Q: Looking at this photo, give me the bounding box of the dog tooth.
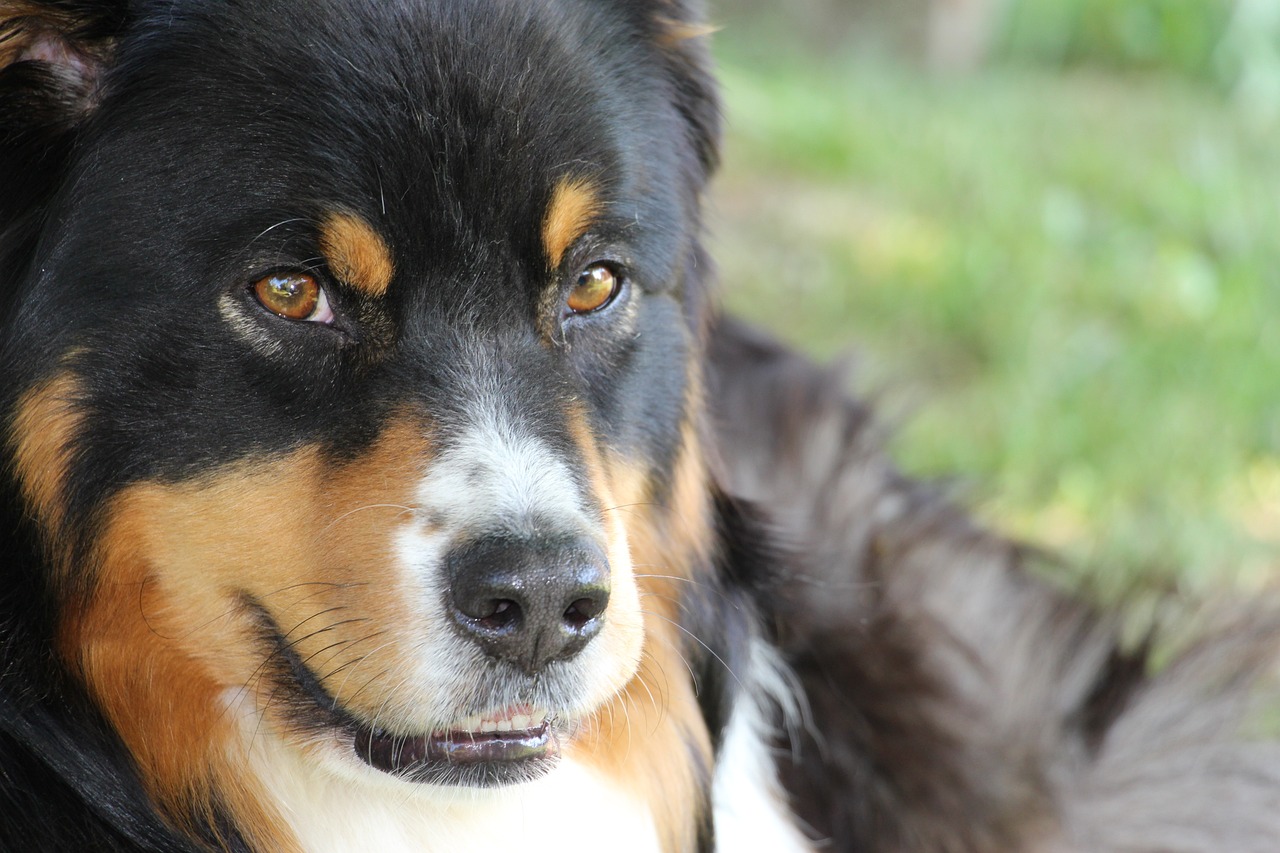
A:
[511,714,530,729]
[531,708,548,725]
[496,719,512,732]
[480,720,497,733]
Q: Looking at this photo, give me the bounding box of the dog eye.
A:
[567,263,619,314]
[251,272,334,323]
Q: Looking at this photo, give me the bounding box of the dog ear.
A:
[643,0,722,180]
[0,1,128,224]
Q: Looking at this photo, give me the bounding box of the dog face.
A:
[1,0,720,842]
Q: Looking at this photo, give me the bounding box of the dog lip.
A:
[346,706,563,785]
[352,715,562,786]
[354,718,557,776]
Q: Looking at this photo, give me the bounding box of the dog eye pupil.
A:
[253,273,320,320]
[567,264,617,314]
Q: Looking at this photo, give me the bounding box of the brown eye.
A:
[252,272,332,322]
[567,263,618,314]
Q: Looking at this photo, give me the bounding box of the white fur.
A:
[712,639,814,852]
[229,702,660,853]
[361,383,643,733]
[218,293,284,357]
[415,391,591,534]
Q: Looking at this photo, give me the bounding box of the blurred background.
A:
[707,0,1280,597]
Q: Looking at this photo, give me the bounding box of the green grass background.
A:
[708,2,1280,594]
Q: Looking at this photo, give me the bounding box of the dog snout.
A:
[447,535,611,673]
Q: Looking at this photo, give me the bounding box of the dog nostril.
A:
[476,599,521,632]
[563,595,605,631]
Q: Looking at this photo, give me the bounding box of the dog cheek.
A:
[57,422,438,813]
[569,424,717,852]
[57,486,290,848]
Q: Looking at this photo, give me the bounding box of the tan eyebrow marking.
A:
[542,178,601,269]
[318,212,395,298]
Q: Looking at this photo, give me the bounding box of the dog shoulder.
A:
[707,315,1280,852]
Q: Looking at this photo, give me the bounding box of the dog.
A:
[2,1,1279,851]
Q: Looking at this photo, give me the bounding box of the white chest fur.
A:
[711,640,815,853]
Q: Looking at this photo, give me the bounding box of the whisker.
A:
[323,503,418,533]
[282,606,352,639]
[641,622,699,686]
[641,609,744,690]
[600,501,658,514]
[316,630,387,682]
[617,689,634,764]
[250,217,307,245]
[631,570,720,593]
[337,637,401,708]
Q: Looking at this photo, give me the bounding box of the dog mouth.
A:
[352,705,561,786]
[245,600,567,787]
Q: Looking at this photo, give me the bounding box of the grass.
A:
[708,38,1280,595]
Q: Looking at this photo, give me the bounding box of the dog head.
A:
[1,0,721,843]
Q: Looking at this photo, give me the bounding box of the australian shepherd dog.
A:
[2,1,1279,850]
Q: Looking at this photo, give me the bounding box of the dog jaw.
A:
[225,684,663,853]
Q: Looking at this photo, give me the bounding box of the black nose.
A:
[447,535,610,673]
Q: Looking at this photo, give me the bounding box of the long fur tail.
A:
[707,317,1280,852]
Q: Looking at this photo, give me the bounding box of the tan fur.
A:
[59,417,435,849]
[0,3,115,94]
[575,424,717,852]
[9,371,81,538]
[0,3,64,67]
[542,178,600,269]
[565,403,621,521]
[59,519,294,851]
[318,212,396,298]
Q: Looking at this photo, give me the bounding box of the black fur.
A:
[709,319,1280,851]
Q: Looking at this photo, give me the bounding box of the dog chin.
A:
[224,626,642,793]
